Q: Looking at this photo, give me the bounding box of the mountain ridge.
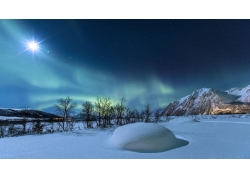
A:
[162,85,250,116]
[0,108,62,120]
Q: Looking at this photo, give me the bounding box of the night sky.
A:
[1,19,250,113]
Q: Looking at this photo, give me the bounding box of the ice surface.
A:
[108,122,188,153]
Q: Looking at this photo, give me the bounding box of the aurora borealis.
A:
[1,19,250,113]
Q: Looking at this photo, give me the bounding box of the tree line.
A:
[54,96,164,130]
[0,96,165,138]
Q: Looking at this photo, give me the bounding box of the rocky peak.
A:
[162,85,250,116]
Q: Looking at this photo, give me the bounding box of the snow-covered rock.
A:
[108,122,188,153]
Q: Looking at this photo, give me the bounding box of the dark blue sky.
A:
[0,19,250,113]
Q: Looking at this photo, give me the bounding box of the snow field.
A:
[0,115,250,158]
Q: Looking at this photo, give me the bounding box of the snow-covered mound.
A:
[108,122,188,153]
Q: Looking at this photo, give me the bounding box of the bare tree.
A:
[32,119,44,134]
[107,106,115,126]
[144,104,151,123]
[0,121,9,138]
[129,109,136,123]
[54,96,77,131]
[124,107,137,124]
[8,124,15,136]
[154,109,161,123]
[67,121,76,131]
[100,97,112,127]
[140,110,145,122]
[48,120,55,133]
[124,107,131,124]
[20,107,29,134]
[134,109,140,122]
[94,96,114,128]
[114,97,126,126]
[95,96,102,127]
[82,101,94,128]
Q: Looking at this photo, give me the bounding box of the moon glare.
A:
[28,41,39,51]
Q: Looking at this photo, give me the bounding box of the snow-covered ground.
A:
[0,115,250,159]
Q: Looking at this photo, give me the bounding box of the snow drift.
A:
[108,122,188,153]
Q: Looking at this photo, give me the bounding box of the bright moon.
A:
[28,41,39,51]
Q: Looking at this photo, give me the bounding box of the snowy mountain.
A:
[226,85,250,102]
[162,85,250,116]
[0,108,61,120]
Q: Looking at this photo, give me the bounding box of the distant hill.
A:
[162,85,250,116]
[0,108,62,120]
